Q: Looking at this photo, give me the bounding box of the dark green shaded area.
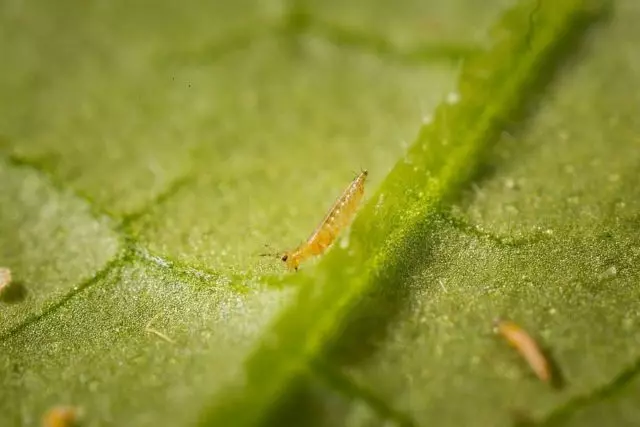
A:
[542,359,640,427]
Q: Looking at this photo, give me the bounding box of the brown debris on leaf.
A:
[0,267,11,295]
[42,406,80,427]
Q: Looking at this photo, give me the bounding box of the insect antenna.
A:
[349,167,361,179]
[259,252,281,258]
[258,243,282,259]
[351,166,368,179]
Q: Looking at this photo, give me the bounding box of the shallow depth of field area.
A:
[1,0,640,426]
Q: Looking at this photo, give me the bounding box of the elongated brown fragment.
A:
[495,319,551,383]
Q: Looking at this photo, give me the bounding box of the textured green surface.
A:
[128,37,456,276]
[0,159,119,335]
[334,2,640,425]
[0,260,289,427]
[1,0,638,426]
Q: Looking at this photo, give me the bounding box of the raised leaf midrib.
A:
[198,1,600,426]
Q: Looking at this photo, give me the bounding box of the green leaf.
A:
[1,0,638,426]
[0,159,120,334]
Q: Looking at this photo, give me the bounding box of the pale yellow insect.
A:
[275,170,368,271]
[0,267,11,294]
[42,406,79,427]
[494,318,551,383]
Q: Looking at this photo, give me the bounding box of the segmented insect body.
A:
[282,170,368,270]
[495,319,551,383]
[42,406,79,427]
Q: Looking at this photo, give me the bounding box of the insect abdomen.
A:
[309,172,366,252]
[283,170,368,270]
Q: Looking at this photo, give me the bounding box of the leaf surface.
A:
[1,0,638,426]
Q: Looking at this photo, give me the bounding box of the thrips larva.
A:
[265,170,368,270]
[494,318,551,383]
